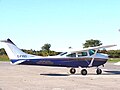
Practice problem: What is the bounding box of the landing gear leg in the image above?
[81,69,87,75]
[70,68,76,74]
[96,68,102,75]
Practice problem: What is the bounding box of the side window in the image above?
[81,52,88,56]
[59,52,67,56]
[67,53,76,57]
[89,49,95,56]
[78,52,88,57]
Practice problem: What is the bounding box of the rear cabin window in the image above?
[59,52,67,56]
[67,53,76,57]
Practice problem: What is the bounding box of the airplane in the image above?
[0,38,116,75]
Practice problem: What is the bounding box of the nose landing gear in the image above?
[96,68,102,75]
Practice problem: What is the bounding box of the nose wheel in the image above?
[96,68,102,75]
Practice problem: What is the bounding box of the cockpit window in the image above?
[59,52,67,56]
[89,49,95,56]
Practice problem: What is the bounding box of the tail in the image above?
[0,38,37,64]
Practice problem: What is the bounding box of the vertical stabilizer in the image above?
[0,39,34,60]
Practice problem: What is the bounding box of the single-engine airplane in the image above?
[0,39,116,75]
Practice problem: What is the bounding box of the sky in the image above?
[0,0,120,51]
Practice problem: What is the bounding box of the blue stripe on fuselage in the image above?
[10,58,107,68]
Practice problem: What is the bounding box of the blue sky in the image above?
[0,0,120,51]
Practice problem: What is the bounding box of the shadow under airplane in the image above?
[104,70,120,74]
[40,70,120,76]
[40,73,70,76]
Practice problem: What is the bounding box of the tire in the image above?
[70,68,76,74]
[81,69,87,75]
[96,68,102,75]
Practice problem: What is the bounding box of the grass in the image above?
[108,58,120,63]
[0,55,120,63]
[0,55,9,61]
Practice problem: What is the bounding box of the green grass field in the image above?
[0,55,120,63]
[108,58,120,63]
[0,55,9,61]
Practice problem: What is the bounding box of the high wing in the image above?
[70,45,117,53]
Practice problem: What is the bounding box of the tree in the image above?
[0,48,7,55]
[41,43,51,51]
[83,39,102,48]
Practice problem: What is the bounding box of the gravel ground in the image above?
[0,61,120,90]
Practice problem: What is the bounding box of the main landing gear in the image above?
[69,68,102,75]
[70,68,76,74]
[81,69,87,75]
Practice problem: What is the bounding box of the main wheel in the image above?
[70,68,76,74]
[96,68,102,75]
[81,69,87,75]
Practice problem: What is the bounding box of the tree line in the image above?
[0,39,119,58]
[0,43,60,57]
[0,48,120,58]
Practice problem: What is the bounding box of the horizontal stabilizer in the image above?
[11,60,26,65]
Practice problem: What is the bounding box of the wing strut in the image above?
[88,49,98,67]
